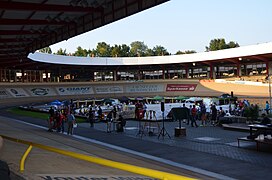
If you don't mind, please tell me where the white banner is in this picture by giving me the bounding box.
[56,86,94,95]
[27,87,56,96]
[125,84,164,93]
[95,86,123,94]
[6,88,29,97]
[0,89,11,99]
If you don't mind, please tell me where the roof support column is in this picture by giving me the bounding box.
[39,70,43,82]
[0,69,2,82]
[185,65,189,78]
[3,69,6,82]
[89,71,94,82]
[266,61,271,76]
[237,63,242,77]
[137,70,142,80]
[162,65,165,79]
[21,69,25,83]
[113,70,117,81]
[209,64,214,79]
[8,70,11,82]
[45,70,48,82]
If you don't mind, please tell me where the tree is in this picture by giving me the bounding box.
[39,47,52,54]
[130,41,148,57]
[228,41,240,48]
[111,44,121,57]
[55,48,67,55]
[175,50,196,55]
[206,38,239,51]
[95,42,111,57]
[153,45,169,56]
[74,46,88,57]
[119,44,130,57]
[146,48,155,56]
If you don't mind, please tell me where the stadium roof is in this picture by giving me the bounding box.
[28,42,272,67]
[0,0,168,69]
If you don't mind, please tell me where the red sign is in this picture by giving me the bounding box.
[166,84,197,91]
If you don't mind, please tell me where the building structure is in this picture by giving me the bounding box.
[6,42,270,83]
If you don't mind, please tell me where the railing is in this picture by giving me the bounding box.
[1,135,195,180]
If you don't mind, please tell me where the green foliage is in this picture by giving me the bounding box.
[206,38,239,51]
[54,48,67,55]
[119,44,131,57]
[130,41,148,57]
[95,42,111,57]
[50,38,239,57]
[39,47,52,54]
[175,50,196,55]
[152,45,169,56]
[7,107,86,123]
[74,46,88,57]
[244,105,259,122]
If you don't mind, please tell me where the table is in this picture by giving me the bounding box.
[248,124,272,136]
[237,124,272,151]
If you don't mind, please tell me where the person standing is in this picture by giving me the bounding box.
[188,105,193,125]
[112,105,117,121]
[211,104,217,126]
[98,106,103,121]
[88,106,95,128]
[265,101,270,115]
[200,103,207,126]
[191,105,198,127]
[116,115,126,132]
[67,112,76,135]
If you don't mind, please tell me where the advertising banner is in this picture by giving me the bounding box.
[27,87,56,96]
[0,89,11,99]
[126,84,164,93]
[166,84,197,91]
[6,88,29,97]
[57,86,94,95]
[95,86,123,94]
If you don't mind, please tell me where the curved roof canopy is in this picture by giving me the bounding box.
[0,0,168,69]
[28,42,272,66]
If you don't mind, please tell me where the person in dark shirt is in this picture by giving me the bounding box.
[98,106,102,121]
[117,115,126,132]
[49,107,54,117]
[260,113,271,125]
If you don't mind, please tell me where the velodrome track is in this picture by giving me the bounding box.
[0,80,271,179]
[0,79,268,108]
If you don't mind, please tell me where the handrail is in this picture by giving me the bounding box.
[1,135,196,180]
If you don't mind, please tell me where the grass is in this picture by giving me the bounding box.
[7,107,87,123]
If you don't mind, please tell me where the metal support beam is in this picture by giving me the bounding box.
[0,1,103,12]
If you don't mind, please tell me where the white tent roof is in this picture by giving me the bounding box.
[28,42,272,66]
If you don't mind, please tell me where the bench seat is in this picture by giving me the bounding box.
[238,137,272,151]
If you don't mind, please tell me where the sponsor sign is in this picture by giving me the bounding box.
[27,87,56,96]
[0,89,11,99]
[95,86,123,94]
[57,86,94,95]
[6,88,29,97]
[126,84,164,93]
[166,84,197,91]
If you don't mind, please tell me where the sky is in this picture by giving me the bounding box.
[50,0,272,54]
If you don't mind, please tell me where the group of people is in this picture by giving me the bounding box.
[87,105,126,133]
[177,103,232,127]
[48,106,76,135]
